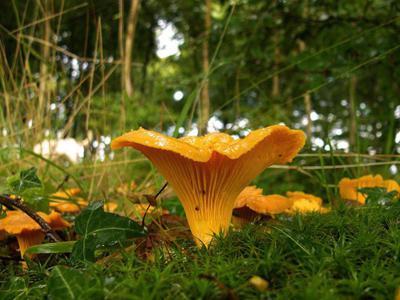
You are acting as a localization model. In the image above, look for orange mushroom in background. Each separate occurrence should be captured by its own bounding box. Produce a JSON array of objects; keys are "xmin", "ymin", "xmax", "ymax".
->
[
  {"xmin": 50, "ymin": 188, "xmax": 87, "ymax": 213},
  {"xmin": 233, "ymin": 187, "xmax": 328, "ymax": 225},
  {"xmin": 339, "ymin": 174, "xmax": 400, "ymax": 205},
  {"xmin": 129, "ymin": 203, "xmax": 169, "ymax": 222},
  {"xmin": 0, "ymin": 210, "xmax": 70, "ymax": 258},
  {"xmin": 49, "ymin": 188, "xmax": 118, "ymax": 213},
  {"xmin": 233, "ymin": 186, "xmax": 293, "ymax": 225},
  {"xmin": 285, "ymin": 191, "xmax": 330, "ymax": 214},
  {"xmin": 111, "ymin": 125, "xmax": 305, "ymax": 246}
]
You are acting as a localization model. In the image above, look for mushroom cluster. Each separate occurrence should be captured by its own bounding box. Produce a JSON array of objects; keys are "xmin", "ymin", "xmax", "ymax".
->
[
  {"xmin": 339, "ymin": 174, "xmax": 400, "ymax": 204},
  {"xmin": 112, "ymin": 125, "xmax": 305, "ymax": 246},
  {"xmin": 233, "ymin": 186, "xmax": 328, "ymax": 225},
  {"xmin": 50, "ymin": 188, "xmax": 118, "ymax": 213},
  {"xmin": 50, "ymin": 188, "xmax": 86, "ymax": 213}
]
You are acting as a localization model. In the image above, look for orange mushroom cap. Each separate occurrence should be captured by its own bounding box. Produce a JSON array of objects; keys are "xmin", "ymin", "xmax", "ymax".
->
[
  {"xmin": 104, "ymin": 202, "xmax": 118, "ymax": 213},
  {"xmin": 112, "ymin": 125, "xmax": 305, "ymax": 246},
  {"xmin": 245, "ymin": 194, "xmax": 293, "ymax": 215},
  {"xmin": 286, "ymin": 191, "xmax": 322, "ymax": 206},
  {"xmin": 51, "ymin": 188, "xmax": 81, "ymax": 199},
  {"xmin": 339, "ymin": 175, "xmax": 400, "ymax": 204},
  {"xmin": 234, "ymin": 187, "xmax": 328, "ymax": 220},
  {"xmin": 286, "ymin": 191, "xmax": 327, "ymax": 214},
  {"xmin": 234, "ymin": 186, "xmax": 264, "ymax": 209},
  {"xmin": 382, "ymin": 179, "xmax": 400, "ymax": 195},
  {"xmin": 288, "ymin": 198, "xmax": 323, "ymax": 213},
  {"xmin": 0, "ymin": 210, "xmax": 70, "ymax": 257},
  {"xmin": 50, "ymin": 188, "xmax": 118, "ymax": 213},
  {"xmin": 129, "ymin": 203, "xmax": 168, "ymax": 222},
  {"xmin": 50, "ymin": 188, "xmax": 86, "ymax": 213}
]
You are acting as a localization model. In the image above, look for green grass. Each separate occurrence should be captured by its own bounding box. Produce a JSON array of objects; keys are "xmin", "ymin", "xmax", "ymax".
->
[{"xmin": 1, "ymin": 203, "xmax": 399, "ymax": 299}]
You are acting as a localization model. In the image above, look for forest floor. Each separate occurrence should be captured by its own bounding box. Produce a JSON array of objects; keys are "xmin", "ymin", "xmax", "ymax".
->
[{"xmin": 1, "ymin": 200, "xmax": 399, "ymax": 300}]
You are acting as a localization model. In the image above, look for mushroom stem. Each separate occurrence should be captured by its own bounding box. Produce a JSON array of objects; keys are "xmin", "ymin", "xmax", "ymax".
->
[
  {"xmin": 186, "ymin": 196, "xmax": 234, "ymax": 247},
  {"xmin": 16, "ymin": 231, "xmax": 45, "ymax": 258},
  {"xmin": 0, "ymin": 195, "xmax": 61, "ymax": 242}
]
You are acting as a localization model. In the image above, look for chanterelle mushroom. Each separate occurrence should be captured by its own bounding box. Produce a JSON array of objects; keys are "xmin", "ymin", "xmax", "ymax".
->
[
  {"xmin": 50, "ymin": 188, "xmax": 117, "ymax": 213},
  {"xmin": 111, "ymin": 125, "xmax": 305, "ymax": 246},
  {"xmin": 0, "ymin": 210, "xmax": 70, "ymax": 257},
  {"xmin": 50, "ymin": 188, "xmax": 86, "ymax": 213},
  {"xmin": 339, "ymin": 174, "xmax": 400, "ymax": 204}
]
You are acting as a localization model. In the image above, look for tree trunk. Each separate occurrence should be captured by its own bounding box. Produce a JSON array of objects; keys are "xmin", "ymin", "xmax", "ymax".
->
[
  {"xmin": 38, "ymin": 0, "xmax": 51, "ymax": 136},
  {"xmin": 272, "ymin": 33, "xmax": 280, "ymax": 98},
  {"xmin": 118, "ymin": 0, "xmax": 126, "ymax": 129},
  {"xmin": 349, "ymin": 75, "xmax": 357, "ymax": 149},
  {"xmin": 299, "ymin": 0, "xmax": 313, "ymax": 139},
  {"xmin": 124, "ymin": 0, "xmax": 140, "ymax": 97},
  {"xmin": 297, "ymin": 39, "xmax": 313, "ymax": 138},
  {"xmin": 199, "ymin": 0, "xmax": 211, "ymax": 134},
  {"xmin": 304, "ymin": 92, "xmax": 312, "ymax": 138}
]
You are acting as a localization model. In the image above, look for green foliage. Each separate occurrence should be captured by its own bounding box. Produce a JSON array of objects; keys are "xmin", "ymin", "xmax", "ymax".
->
[
  {"xmin": 0, "ymin": 0, "xmax": 400, "ymax": 299},
  {"xmin": 7, "ymin": 167, "xmax": 42, "ymax": 194},
  {"xmin": 2, "ymin": 206, "xmax": 399, "ymax": 299},
  {"xmin": 47, "ymin": 266, "xmax": 103, "ymax": 300},
  {"xmin": 25, "ymin": 241, "xmax": 76, "ymax": 256},
  {"xmin": 162, "ymin": 198, "xmax": 185, "ymax": 217},
  {"xmin": 5, "ymin": 167, "xmax": 48, "ymax": 212},
  {"xmin": 359, "ymin": 187, "xmax": 399, "ymax": 206},
  {"xmin": 0, "ymin": 277, "xmax": 42, "ymax": 300},
  {"xmin": 71, "ymin": 201, "xmax": 146, "ymax": 262}
]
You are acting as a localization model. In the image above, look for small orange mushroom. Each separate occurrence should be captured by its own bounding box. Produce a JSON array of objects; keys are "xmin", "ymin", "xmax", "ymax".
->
[
  {"xmin": 50, "ymin": 188, "xmax": 117, "ymax": 213},
  {"xmin": 285, "ymin": 191, "xmax": 329, "ymax": 214},
  {"xmin": 233, "ymin": 187, "xmax": 328, "ymax": 225},
  {"xmin": 286, "ymin": 191, "xmax": 322, "ymax": 206},
  {"xmin": 129, "ymin": 203, "xmax": 168, "ymax": 222},
  {"xmin": 50, "ymin": 188, "xmax": 86, "ymax": 213},
  {"xmin": 0, "ymin": 210, "xmax": 70, "ymax": 257},
  {"xmin": 112, "ymin": 125, "xmax": 305, "ymax": 246},
  {"xmin": 234, "ymin": 186, "xmax": 294, "ymax": 215},
  {"xmin": 339, "ymin": 174, "xmax": 400, "ymax": 204}
]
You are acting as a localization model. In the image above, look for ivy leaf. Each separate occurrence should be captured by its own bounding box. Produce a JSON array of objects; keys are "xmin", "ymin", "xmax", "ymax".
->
[
  {"xmin": 71, "ymin": 201, "xmax": 146, "ymax": 262},
  {"xmin": 71, "ymin": 236, "xmax": 96, "ymax": 262},
  {"xmin": 5, "ymin": 168, "xmax": 48, "ymax": 211},
  {"xmin": 21, "ymin": 187, "xmax": 49, "ymax": 212},
  {"xmin": 7, "ymin": 167, "xmax": 42, "ymax": 194}
]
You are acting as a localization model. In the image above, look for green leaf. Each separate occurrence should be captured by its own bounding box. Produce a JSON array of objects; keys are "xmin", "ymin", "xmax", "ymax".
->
[
  {"xmin": 72, "ymin": 201, "xmax": 145, "ymax": 262},
  {"xmin": 71, "ymin": 236, "xmax": 96, "ymax": 262},
  {"xmin": 21, "ymin": 187, "xmax": 49, "ymax": 212},
  {"xmin": 25, "ymin": 241, "xmax": 76, "ymax": 256},
  {"xmin": 7, "ymin": 167, "xmax": 42, "ymax": 194}
]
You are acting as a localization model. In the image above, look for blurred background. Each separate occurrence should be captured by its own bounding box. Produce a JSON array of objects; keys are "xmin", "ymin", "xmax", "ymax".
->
[{"xmin": 0, "ymin": 0, "xmax": 399, "ymax": 201}]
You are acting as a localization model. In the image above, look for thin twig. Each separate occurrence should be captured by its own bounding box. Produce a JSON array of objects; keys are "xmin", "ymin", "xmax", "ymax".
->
[
  {"xmin": 141, "ymin": 182, "xmax": 168, "ymax": 227},
  {"xmin": 55, "ymin": 175, "xmax": 70, "ymax": 191},
  {"xmin": 0, "ymin": 195, "xmax": 61, "ymax": 242}
]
